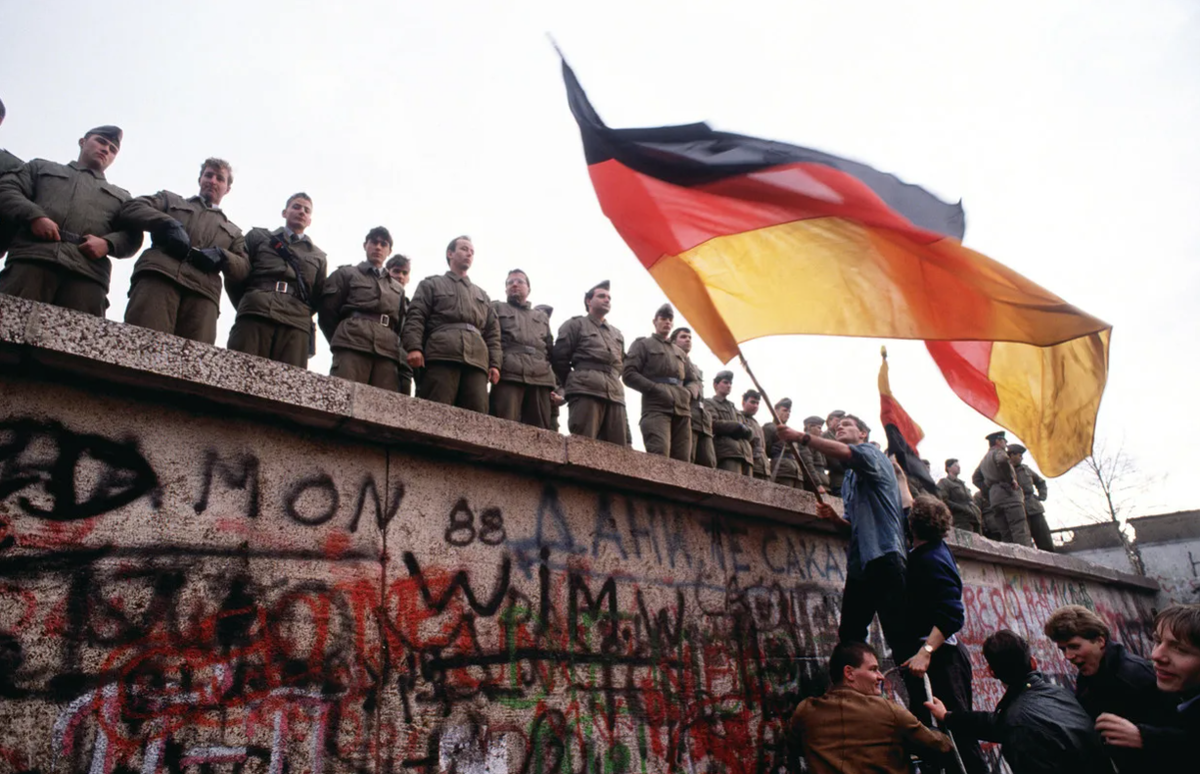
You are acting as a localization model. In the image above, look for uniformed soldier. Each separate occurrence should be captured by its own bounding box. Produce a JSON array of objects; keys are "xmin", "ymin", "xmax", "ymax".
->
[
  {"xmin": 385, "ymin": 254, "xmax": 415, "ymax": 394},
  {"xmin": 1009, "ymin": 444, "xmax": 1054, "ymax": 552},
  {"xmin": 0, "ymin": 98, "xmax": 22, "ymax": 258},
  {"xmin": 763, "ymin": 399, "xmax": 801, "ymax": 487},
  {"xmin": 741, "ymin": 390, "xmax": 768, "ymax": 478},
  {"xmin": 490, "ymin": 269, "xmax": 559, "ymax": 429},
  {"xmin": 225, "ymin": 193, "xmax": 326, "ymax": 367},
  {"xmin": 974, "ymin": 489, "xmax": 1001, "ymax": 540},
  {"xmin": 401, "ymin": 235, "xmax": 501, "ymax": 412},
  {"xmin": 706, "ymin": 371, "xmax": 753, "ymax": 474},
  {"xmin": 799, "ymin": 415, "xmax": 831, "ymax": 493},
  {"xmin": 0, "ymin": 125, "xmax": 142, "ymax": 315},
  {"xmin": 823, "ymin": 409, "xmax": 847, "ymax": 494},
  {"xmin": 0, "ymin": 98, "xmax": 18, "ymax": 173},
  {"xmin": 669, "ymin": 326, "xmax": 715, "ymax": 467},
  {"xmin": 117, "ymin": 158, "xmax": 248, "ymax": 343},
  {"xmin": 317, "ymin": 226, "xmax": 406, "ymax": 390},
  {"xmin": 937, "ymin": 458, "xmax": 983, "ymax": 534},
  {"xmin": 551, "ymin": 280, "xmax": 628, "ymax": 445},
  {"xmin": 973, "ymin": 431, "xmax": 1032, "ymax": 546},
  {"xmin": 623, "ymin": 304, "xmax": 695, "ymax": 460},
  {"xmin": 535, "ymin": 304, "xmax": 561, "ymax": 432}
]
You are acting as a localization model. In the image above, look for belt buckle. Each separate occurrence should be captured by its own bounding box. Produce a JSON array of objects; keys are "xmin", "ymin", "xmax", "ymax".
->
[
  {"xmin": 379, "ymin": 314, "xmax": 389, "ymax": 326},
  {"xmin": 274, "ymin": 281, "xmax": 289, "ymax": 293}
]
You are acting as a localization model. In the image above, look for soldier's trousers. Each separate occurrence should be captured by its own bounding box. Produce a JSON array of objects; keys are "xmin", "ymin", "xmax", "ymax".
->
[
  {"xmin": 952, "ymin": 512, "xmax": 982, "ymax": 534},
  {"xmin": 981, "ymin": 509, "xmax": 1004, "ymax": 541},
  {"xmin": 717, "ymin": 458, "xmax": 750, "ymax": 476},
  {"xmin": 418, "ymin": 361, "xmax": 488, "ymax": 413},
  {"xmin": 228, "ymin": 315, "xmax": 311, "ymax": 368},
  {"xmin": 490, "ymin": 381, "xmax": 552, "ymax": 429},
  {"xmin": 775, "ymin": 476, "xmax": 802, "ymax": 489},
  {"xmin": 331, "ymin": 348, "xmax": 400, "ymax": 390},
  {"xmin": 640, "ymin": 412, "xmax": 691, "ymax": 461},
  {"xmin": 0, "ymin": 260, "xmax": 106, "ymax": 316},
  {"xmin": 1028, "ymin": 511, "xmax": 1055, "ymax": 552},
  {"xmin": 567, "ymin": 396, "xmax": 629, "ymax": 445},
  {"xmin": 994, "ymin": 500, "xmax": 1033, "ymax": 547},
  {"xmin": 125, "ymin": 273, "xmax": 218, "ymax": 343},
  {"xmin": 692, "ymin": 432, "xmax": 716, "ymax": 468}
]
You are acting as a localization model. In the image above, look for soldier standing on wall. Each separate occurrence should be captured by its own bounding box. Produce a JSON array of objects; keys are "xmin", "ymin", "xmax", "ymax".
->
[
  {"xmin": 937, "ymin": 458, "xmax": 983, "ymax": 534},
  {"xmin": 385, "ymin": 253, "xmax": 414, "ymax": 395},
  {"xmin": 824, "ymin": 409, "xmax": 847, "ymax": 494},
  {"xmin": 1009, "ymin": 444, "xmax": 1054, "ymax": 552},
  {"xmin": 742, "ymin": 390, "xmax": 768, "ymax": 479},
  {"xmin": 763, "ymin": 398, "xmax": 801, "ymax": 487},
  {"xmin": 973, "ymin": 431, "xmax": 1033, "ymax": 547},
  {"xmin": 535, "ymin": 303, "xmax": 561, "ymax": 431},
  {"xmin": 800, "ymin": 415, "xmax": 831, "ymax": 494},
  {"xmin": 0, "ymin": 98, "xmax": 23, "ymax": 258},
  {"xmin": 623, "ymin": 303, "xmax": 695, "ymax": 460},
  {"xmin": 707, "ymin": 371, "xmax": 753, "ymax": 474},
  {"xmin": 490, "ymin": 269, "xmax": 559, "ymax": 429},
  {"xmin": 551, "ymin": 280, "xmax": 628, "ymax": 445},
  {"xmin": 669, "ymin": 326, "xmax": 715, "ymax": 467}
]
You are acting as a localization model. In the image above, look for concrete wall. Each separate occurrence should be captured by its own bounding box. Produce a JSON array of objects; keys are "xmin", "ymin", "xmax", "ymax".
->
[{"xmin": 0, "ymin": 297, "xmax": 1162, "ymax": 774}]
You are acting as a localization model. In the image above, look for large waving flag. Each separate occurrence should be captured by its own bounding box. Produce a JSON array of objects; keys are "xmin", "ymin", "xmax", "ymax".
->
[
  {"xmin": 879, "ymin": 348, "xmax": 937, "ymax": 494},
  {"xmin": 560, "ymin": 58, "xmax": 1110, "ymax": 477}
]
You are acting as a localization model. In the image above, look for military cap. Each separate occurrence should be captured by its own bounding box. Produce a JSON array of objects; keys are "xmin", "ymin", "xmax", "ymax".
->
[
  {"xmin": 775, "ymin": 397, "xmax": 793, "ymax": 410},
  {"xmin": 655, "ymin": 302, "xmax": 674, "ymax": 320},
  {"xmin": 986, "ymin": 430, "xmax": 1007, "ymax": 443},
  {"xmin": 1007, "ymin": 443, "xmax": 1027, "ymax": 455},
  {"xmin": 534, "ymin": 303, "xmax": 554, "ymax": 319},
  {"xmin": 803, "ymin": 415, "xmax": 824, "ymax": 426},
  {"xmin": 713, "ymin": 370, "xmax": 734, "ymax": 384},
  {"xmin": 584, "ymin": 280, "xmax": 610, "ymax": 307},
  {"xmin": 85, "ymin": 125, "xmax": 123, "ymax": 148},
  {"xmin": 828, "ymin": 409, "xmax": 846, "ymax": 419},
  {"xmin": 669, "ymin": 326, "xmax": 691, "ymax": 342}
]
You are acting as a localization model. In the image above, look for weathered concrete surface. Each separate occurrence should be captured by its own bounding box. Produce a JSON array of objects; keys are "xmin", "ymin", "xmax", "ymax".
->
[{"xmin": 0, "ymin": 297, "xmax": 1161, "ymax": 774}]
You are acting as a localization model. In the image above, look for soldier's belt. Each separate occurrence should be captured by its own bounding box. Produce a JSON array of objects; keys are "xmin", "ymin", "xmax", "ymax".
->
[
  {"xmin": 573, "ymin": 362, "xmax": 612, "ymax": 372},
  {"xmin": 351, "ymin": 311, "xmax": 392, "ymax": 326},
  {"xmin": 521, "ymin": 345, "xmax": 538, "ymax": 355},
  {"xmin": 650, "ymin": 377, "xmax": 682, "ymax": 385},
  {"xmin": 251, "ymin": 279, "xmax": 302, "ymax": 298},
  {"xmin": 438, "ymin": 322, "xmax": 479, "ymax": 334}
]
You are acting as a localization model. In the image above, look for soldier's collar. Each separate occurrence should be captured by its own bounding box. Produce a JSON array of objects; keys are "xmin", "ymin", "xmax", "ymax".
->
[
  {"xmin": 506, "ymin": 299, "xmax": 531, "ymax": 309},
  {"xmin": 67, "ymin": 159, "xmax": 106, "ymax": 180},
  {"xmin": 359, "ymin": 261, "xmax": 386, "ymax": 277},
  {"xmin": 189, "ymin": 194, "xmax": 220, "ymax": 211},
  {"xmin": 443, "ymin": 270, "xmax": 471, "ymax": 284}
]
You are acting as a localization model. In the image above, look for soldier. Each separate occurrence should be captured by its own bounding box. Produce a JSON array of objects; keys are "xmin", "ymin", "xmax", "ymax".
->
[
  {"xmin": 551, "ymin": 280, "xmax": 628, "ymax": 444},
  {"xmin": 118, "ymin": 158, "xmax": 248, "ymax": 343},
  {"xmin": 0, "ymin": 98, "xmax": 23, "ymax": 258},
  {"xmin": 799, "ymin": 415, "xmax": 831, "ymax": 493},
  {"xmin": 0, "ymin": 125, "xmax": 142, "ymax": 315},
  {"xmin": 670, "ymin": 326, "xmax": 714, "ymax": 467},
  {"xmin": 623, "ymin": 303, "xmax": 695, "ymax": 460},
  {"xmin": 535, "ymin": 304, "xmax": 561, "ymax": 432},
  {"xmin": 490, "ymin": 269, "xmax": 559, "ymax": 428},
  {"xmin": 937, "ymin": 458, "xmax": 982, "ymax": 534},
  {"xmin": 385, "ymin": 254, "xmax": 415, "ymax": 394},
  {"xmin": 974, "ymin": 488, "xmax": 1001, "ymax": 541},
  {"xmin": 225, "ymin": 193, "xmax": 326, "ymax": 367},
  {"xmin": 706, "ymin": 371, "xmax": 753, "ymax": 474},
  {"xmin": 401, "ymin": 235, "xmax": 501, "ymax": 412},
  {"xmin": 742, "ymin": 390, "xmax": 768, "ymax": 479},
  {"xmin": 824, "ymin": 409, "xmax": 847, "ymax": 494},
  {"xmin": 1009, "ymin": 444, "xmax": 1054, "ymax": 552},
  {"xmin": 317, "ymin": 226, "xmax": 406, "ymax": 389},
  {"xmin": 972, "ymin": 431, "xmax": 1032, "ymax": 546},
  {"xmin": 763, "ymin": 398, "xmax": 801, "ymax": 487}
]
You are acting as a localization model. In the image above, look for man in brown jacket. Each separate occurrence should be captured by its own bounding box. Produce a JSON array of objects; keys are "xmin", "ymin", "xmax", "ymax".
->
[
  {"xmin": 118, "ymin": 158, "xmax": 247, "ymax": 343},
  {"xmin": 226, "ymin": 192, "xmax": 326, "ymax": 367},
  {"xmin": 318, "ymin": 226, "xmax": 406, "ymax": 390},
  {"xmin": 790, "ymin": 641, "xmax": 951, "ymax": 774},
  {"xmin": 742, "ymin": 390, "xmax": 768, "ymax": 479},
  {"xmin": 799, "ymin": 415, "xmax": 831, "ymax": 493},
  {"xmin": 623, "ymin": 303, "xmax": 695, "ymax": 460},
  {"xmin": 401, "ymin": 235, "xmax": 501, "ymax": 412},
  {"xmin": 535, "ymin": 303, "xmax": 561, "ymax": 431},
  {"xmin": 385, "ymin": 254, "xmax": 415, "ymax": 394},
  {"xmin": 490, "ymin": 269, "xmax": 559, "ymax": 428},
  {"xmin": 1009, "ymin": 444, "xmax": 1054, "ymax": 551},
  {"xmin": 763, "ymin": 398, "xmax": 800, "ymax": 487},
  {"xmin": 706, "ymin": 371, "xmax": 753, "ymax": 474},
  {"xmin": 973, "ymin": 430, "xmax": 1032, "ymax": 546},
  {"xmin": 670, "ymin": 326, "xmax": 715, "ymax": 467},
  {"xmin": 551, "ymin": 280, "xmax": 628, "ymax": 445},
  {"xmin": 823, "ymin": 409, "xmax": 847, "ymax": 494},
  {"xmin": 0, "ymin": 125, "xmax": 142, "ymax": 315},
  {"xmin": 0, "ymin": 98, "xmax": 22, "ymax": 258}
]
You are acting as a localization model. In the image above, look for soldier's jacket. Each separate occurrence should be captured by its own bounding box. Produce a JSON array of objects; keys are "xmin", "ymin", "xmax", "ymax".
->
[
  {"xmin": 622, "ymin": 333, "xmax": 695, "ymax": 417},
  {"xmin": 0, "ymin": 159, "xmax": 142, "ymax": 288},
  {"xmin": 976, "ymin": 448, "xmax": 1022, "ymax": 506},
  {"xmin": 706, "ymin": 394, "xmax": 751, "ymax": 463},
  {"xmin": 686, "ymin": 359, "xmax": 714, "ymax": 436},
  {"xmin": 1015, "ymin": 464, "xmax": 1048, "ymax": 516},
  {"xmin": 551, "ymin": 314, "xmax": 625, "ymax": 404},
  {"xmin": 0, "ymin": 149, "xmax": 22, "ymax": 256},
  {"xmin": 492, "ymin": 299, "xmax": 555, "ymax": 387},
  {"xmin": 744, "ymin": 413, "xmax": 767, "ymax": 475},
  {"xmin": 763, "ymin": 422, "xmax": 799, "ymax": 480},
  {"xmin": 823, "ymin": 429, "xmax": 846, "ymax": 493},
  {"xmin": 318, "ymin": 261, "xmax": 406, "ymax": 360},
  {"xmin": 118, "ymin": 191, "xmax": 248, "ymax": 305},
  {"xmin": 225, "ymin": 227, "xmax": 326, "ymax": 332},
  {"xmin": 937, "ymin": 476, "xmax": 981, "ymax": 523},
  {"xmin": 0, "ymin": 150, "xmax": 20, "ymax": 174},
  {"xmin": 401, "ymin": 272, "xmax": 501, "ymax": 372}
]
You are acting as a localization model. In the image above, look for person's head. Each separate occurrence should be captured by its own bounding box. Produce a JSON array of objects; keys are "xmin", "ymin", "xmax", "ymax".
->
[
  {"xmin": 386, "ymin": 254, "xmax": 410, "ymax": 286},
  {"xmin": 775, "ymin": 399, "xmax": 793, "ymax": 425},
  {"xmin": 909, "ymin": 494, "xmax": 952, "ymax": 544},
  {"xmin": 505, "ymin": 269, "xmax": 530, "ymax": 305},
  {"xmin": 826, "ymin": 410, "xmax": 846, "ymax": 432},
  {"xmin": 945, "ymin": 458, "xmax": 961, "ymax": 477},
  {"xmin": 363, "ymin": 226, "xmax": 393, "ymax": 266},
  {"xmin": 78, "ymin": 125, "xmax": 122, "ymax": 173},
  {"xmin": 669, "ymin": 327, "xmax": 692, "ymax": 353},
  {"xmin": 585, "ymin": 280, "xmax": 611, "ymax": 316},
  {"xmin": 445, "ymin": 235, "xmax": 473, "ymax": 274},
  {"xmin": 1007, "ymin": 444, "xmax": 1026, "ymax": 467},
  {"xmin": 1043, "ymin": 605, "xmax": 1110, "ymax": 677},
  {"xmin": 713, "ymin": 370, "xmax": 733, "ymax": 397},
  {"xmin": 197, "ymin": 157, "xmax": 233, "ymax": 206},
  {"xmin": 835, "ymin": 414, "xmax": 870, "ymax": 445},
  {"xmin": 986, "ymin": 431, "xmax": 1007, "ymax": 450},
  {"xmin": 1151, "ymin": 604, "xmax": 1200, "ymax": 695},
  {"xmin": 921, "ymin": 459, "xmax": 932, "ymax": 472},
  {"xmin": 741, "ymin": 390, "xmax": 761, "ymax": 416},
  {"xmin": 283, "ymin": 192, "xmax": 312, "ymax": 234},
  {"xmin": 829, "ymin": 641, "xmax": 883, "ymax": 695},
  {"xmin": 653, "ymin": 303, "xmax": 674, "ymax": 337},
  {"xmin": 803, "ymin": 415, "xmax": 824, "ymax": 434},
  {"xmin": 983, "ymin": 630, "xmax": 1035, "ymax": 686},
  {"xmin": 0, "ymin": 97, "xmax": 6, "ymax": 127},
  {"xmin": 534, "ymin": 303, "xmax": 553, "ymax": 321}
]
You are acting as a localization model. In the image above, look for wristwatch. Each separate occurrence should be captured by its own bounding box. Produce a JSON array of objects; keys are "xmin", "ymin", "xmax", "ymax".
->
[{"xmin": 922, "ymin": 643, "xmax": 935, "ymax": 654}]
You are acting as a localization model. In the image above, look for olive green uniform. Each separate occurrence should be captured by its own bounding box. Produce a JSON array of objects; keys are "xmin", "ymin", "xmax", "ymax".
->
[
  {"xmin": 0, "ymin": 149, "xmax": 23, "ymax": 257},
  {"xmin": 118, "ymin": 191, "xmax": 247, "ymax": 343},
  {"xmin": 0, "ymin": 159, "xmax": 143, "ymax": 315},
  {"xmin": 401, "ymin": 271, "xmax": 501, "ymax": 413},
  {"xmin": 763, "ymin": 423, "xmax": 801, "ymax": 488},
  {"xmin": 937, "ymin": 476, "xmax": 982, "ymax": 534},
  {"xmin": 800, "ymin": 444, "xmax": 830, "ymax": 493},
  {"xmin": 744, "ymin": 413, "xmax": 768, "ymax": 478},
  {"xmin": 491, "ymin": 299, "xmax": 556, "ymax": 429},
  {"xmin": 686, "ymin": 359, "xmax": 715, "ymax": 467},
  {"xmin": 1015, "ymin": 463, "xmax": 1054, "ymax": 551},
  {"xmin": 622, "ymin": 333, "xmax": 695, "ymax": 460},
  {"xmin": 707, "ymin": 394, "xmax": 751, "ymax": 475},
  {"xmin": 551, "ymin": 313, "xmax": 628, "ymax": 445},
  {"xmin": 226, "ymin": 227, "xmax": 326, "ymax": 368},
  {"xmin": 823, "ymin": 429, "xmax": 846, "ymax": 494},
  {"xmin": 318, "ymin": 261, "xmax": 406, "ymax": 390},
  {"xmin": 974, "ymin": 448, "xmax": 1032, "ymax": 546},
  {"xmin": 973, "ymin": 488, "xmax": 1000, "ymax": 540}
]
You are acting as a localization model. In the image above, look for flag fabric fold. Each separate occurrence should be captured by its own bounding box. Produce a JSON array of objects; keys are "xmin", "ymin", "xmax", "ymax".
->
[{"xmin": 879, "ymin": 349, "xmax": 937, "ymax": 495}]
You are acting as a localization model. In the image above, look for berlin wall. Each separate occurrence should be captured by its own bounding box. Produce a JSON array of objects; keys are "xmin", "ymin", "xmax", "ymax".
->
[{"xmin": 0, "ymin": 296, "xmax": 1161, "ymax": 774}]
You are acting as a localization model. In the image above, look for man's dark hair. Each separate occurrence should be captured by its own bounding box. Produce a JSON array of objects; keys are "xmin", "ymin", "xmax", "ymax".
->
[
  {"xmin": 669, "ymin": 326, "xmax": 691, "ymax": 342},
  {"xmin": 385, "ymin": 254, "xmax": 409, "ymax": 271},
  {"xmin": 506, "ymin": 269, "xmax": 529, "ymax": 289},
  {"xmin": 445, "ymin": 235, "xmax": 471, "ymax": 257},
  {"xmin": 200, "ymin": 157, "xmax": 233, "ymax": 186},
  {"xmin": 742, "ymin": 390, "xmax": 761, "ymax": 402},
  {"xmin": 829, "ymin": 641, "xmax": 877, "ymax": 685},
  {"xmin": 584, "ymin": 280, "xmax": 610, "ymax": 310},
  {"xmin": 285, "ymin": 192, "xmax": 312, "ymax": 209},
  {"xmin": 945, "ymin": 458, "xmax": 958, "ymax": 472},
  {"xmin": 910, "ymin": 495, "xmax": 952, "ymax": 542},
  {"xmin": 364, "ymin": 226, "xmax": 392, "ymax": 248},
  {"xmin": 1156, "ymin": 604, "xmax": 1200, "ymax": 649},
  {"xmin": 1044, "ymin": 605, "xmax": 1109, "ymax": 644},
  {"xmin": 843, "ymin": 414, "xmax": 871, "ymax": 436},
  {"xmin": 983, "ymin": 630, "xmax": 1034, "ymax": 685}
]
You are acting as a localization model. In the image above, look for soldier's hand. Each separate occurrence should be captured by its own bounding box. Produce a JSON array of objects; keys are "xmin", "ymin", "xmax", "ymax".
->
[
  {"xmin": 488, "ymin": 367, "xmax": 500, "ymax": 385},
  {"xmin": 30, "ymin": 217, "xmax": 61, "ymax": 242},
  {"xmin": 407, "ymin": 351, "xmax": 425, "ymax": 369},
  {"xmin": 187, "ymin": 246, "xmax": 226, "ymax": 273},
  {"xmin": 153, "ymin": 219, "xmax": 191, "ymax": 260},
  {"xmin": 550, "ymin": 391, "xmax": 565, "ymax": 406},
  {"xmin": 78, "ymin": 235, "xmax": 110, "ymax": 259}
]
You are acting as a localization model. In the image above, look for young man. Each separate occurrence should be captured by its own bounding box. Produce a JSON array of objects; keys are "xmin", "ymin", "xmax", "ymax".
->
[
  {"xmin": 790, "ymin": 641, "xmax": 951, "ymax": 774},
  {"xmin": 490, "ymin": 269, "xmax": 559, "ymax": 429},
  {"xmin": 973, "ymin": 431, "xmax": 1032, "ymax": 546},
  {"xmin": 706, "ymin": 371, "xmax": 753, "ymax": 474},
  {"xmin": 226, "ymin": 193, "xmax": 326, "ymax": 367},
  {"xmin": 118, "ymin": 158, "xmax": 248, "ymax": 343},
  {"xmin": 763, "ymin": 399, "xmax": 800, "ymax": 488},
  {"xmin": 741, "ymin": 390, "xmax": 768, "ymax": 479},
  {"xmin": 926, "ymin": 630, "xmax": 1108, "ymax": 774},
  {"xmin": 669, "ymin": 326, "xmax": 715, "ymax": 467},
  {"xmin": 317, "ymin": 226, "xmax": 406, "ymax": 390},
  {"xmin": 385, "ymin": 254, "xmax": 414, "ymax": 394},
  {"xmin": 823, "ymin": 409, "xmax": 847, "ymax": 494},
  {"xmin": 936, "ymin": 458, "xmax": 982, "ymax": 534},
  {"xmin": 1009, "ymin": 444, "xmax": 1054, "ymax": 551},
  {"xmin": 0, "ymin": 125, "xmax": 142, "ymax": 315},
  {"xmin": 0, "ymin": 97, "xmax": 23, "ymax": 258},
  {"xmin": 401, "ymin": 235, "xmax": 501, "ymax": 413},
  {"xmin": 623, "ymin": 303, "xmax": 695, "ymax": 460},
  {"xmin": 550, "ymin": 280, "xmax": 627, "ymax": 444},
  {"xmin": 798, "ymin": 415, "xmax": 831, "ymax": 494}
]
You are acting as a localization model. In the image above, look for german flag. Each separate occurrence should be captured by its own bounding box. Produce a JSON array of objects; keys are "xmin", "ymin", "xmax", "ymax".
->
[
  {"xmin": 879, "ymin": 347, "xmax": 937, "ymax": 495},
  {"xmin": 561, "ymin": 58, "xmax": 1110, "ymax": 477}
]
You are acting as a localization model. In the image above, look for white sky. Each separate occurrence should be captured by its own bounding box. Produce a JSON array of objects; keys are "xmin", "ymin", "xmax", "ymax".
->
[{"xmin": 3, "ymin": 0, "xmax": 1197, "ymax": 529}]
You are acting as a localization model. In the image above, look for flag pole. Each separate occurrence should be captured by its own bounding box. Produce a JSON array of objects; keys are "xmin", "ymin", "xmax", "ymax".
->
[{"xmin": 736, "ymin": 349, "xmax": 826, "ymax": 504}]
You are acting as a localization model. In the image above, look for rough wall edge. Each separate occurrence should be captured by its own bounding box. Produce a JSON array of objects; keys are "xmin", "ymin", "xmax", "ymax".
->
[{"xmin": 0, "ymin": 296, "xmax": 1160, "ymax": 594}]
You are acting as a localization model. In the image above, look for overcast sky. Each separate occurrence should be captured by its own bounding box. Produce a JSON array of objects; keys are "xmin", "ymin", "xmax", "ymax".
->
[{"xmin": 3, "ymin": 0, "xmax": 1196, "ymax": 530}]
